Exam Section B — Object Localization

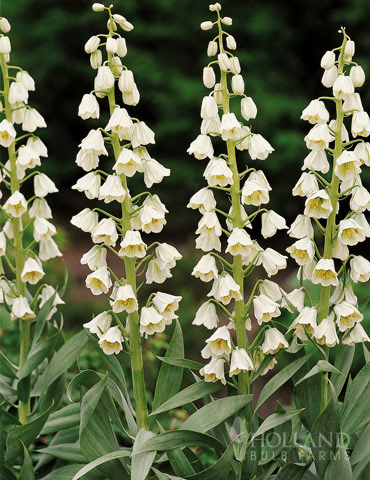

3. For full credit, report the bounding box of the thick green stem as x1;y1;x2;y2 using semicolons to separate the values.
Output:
1;54;30;424
217;20;250;409
106;17;149;430
317;34;347;412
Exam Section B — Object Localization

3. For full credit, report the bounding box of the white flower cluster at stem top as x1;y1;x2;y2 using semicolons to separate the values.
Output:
287;29;370;348
188;3;291;387
72;5;182;356
0;17;63;324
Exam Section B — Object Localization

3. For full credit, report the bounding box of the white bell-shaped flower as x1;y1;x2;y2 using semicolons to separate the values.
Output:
311;258;338;287
98;326;124;355
80;245;107;271
192;301;218;329
85;265;112;295
83;311;112;338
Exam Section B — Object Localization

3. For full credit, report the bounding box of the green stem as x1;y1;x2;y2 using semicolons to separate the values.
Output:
1;54;30;424
317;33;347;413
106;14;149;430
217;17;250;413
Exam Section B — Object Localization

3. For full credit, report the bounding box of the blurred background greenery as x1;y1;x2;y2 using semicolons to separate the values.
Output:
1;0;370;406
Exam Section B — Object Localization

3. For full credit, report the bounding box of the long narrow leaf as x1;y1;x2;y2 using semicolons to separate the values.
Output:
151;380;221;416
255;355;311;411
72;449;131;480
181;395;253;433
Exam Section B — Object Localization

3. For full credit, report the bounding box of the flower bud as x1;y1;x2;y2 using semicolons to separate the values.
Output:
203;66;216;88
321;65;338;88
106;37;117;54
226;35;237;50
344;39;355;60
113;14;134;32
207;40;218;57
231;74;244;94
95;65;115;91
320;50;335;70
116;37;127;57
84;35;100;54
107;18;117;32
0;18;11;33
92;3;105;11
90;50;102;70
217;52;231;71
118;69;135;92
78;93;100;120
221;17;233;26
333;75;355;100
230;56;241;74
209;3;221;11
0;36;11;54
213;83;222;105
350;65;365;88
241;96;257;121
201;21;213;31
16;71;35;91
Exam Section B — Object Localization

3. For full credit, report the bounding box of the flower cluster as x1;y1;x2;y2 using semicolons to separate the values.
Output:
189;3;289;386
287;30;369;347
72;4;182;355
0;18;63;324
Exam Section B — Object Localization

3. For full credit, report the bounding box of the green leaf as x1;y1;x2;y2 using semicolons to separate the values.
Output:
351;422;370;466
71;449;131;479
324;441;352;480
35;426;79;471
294;366;321;431
41;403;80;435
32;293;57;347
80;377;107;436
331;345;355;397
105;377;137;436
131;429;157;480
40;464;101;480
34;330;88;395
167;448;196;477
152;467;185;480
151;380;221;416
156;356;203;370
19;331;60;381
0;351;17;379
19;443;35;480
353;457;370;480
255;354;311;411
134;430;225;455
295;360;342;386
181;395;253;433
152;320;184;411
362;344;370;364
311;385;341;478
275;463;309;480
37;443;85;463
5;401;53;462
17;330;61;403
342;362;370;435
185;441;235;480
87;332;134;414
79;401;125;480
251;410;302;443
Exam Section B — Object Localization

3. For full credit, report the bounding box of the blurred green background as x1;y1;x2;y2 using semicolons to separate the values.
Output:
1;0;369;391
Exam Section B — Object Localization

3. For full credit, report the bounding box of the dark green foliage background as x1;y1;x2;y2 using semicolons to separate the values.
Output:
2;0;370;229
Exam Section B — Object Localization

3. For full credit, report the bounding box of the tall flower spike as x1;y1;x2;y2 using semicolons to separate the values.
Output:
0;18;63;424
188;3;288;408
72;4;181;430
288;29;369;410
